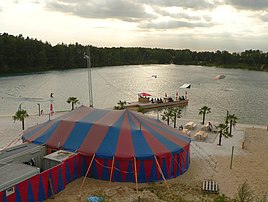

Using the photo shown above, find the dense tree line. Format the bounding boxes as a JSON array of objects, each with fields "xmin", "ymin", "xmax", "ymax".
[{"xmin": 1, "ymin": 33, "xmax": 268, "ymax": 74}]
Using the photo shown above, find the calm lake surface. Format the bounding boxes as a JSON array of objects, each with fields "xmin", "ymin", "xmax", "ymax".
[{"xmin": 0, "ymin": 65, "xmax": 267, "ymax": 125}]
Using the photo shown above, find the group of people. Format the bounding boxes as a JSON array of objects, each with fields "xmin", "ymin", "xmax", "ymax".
[
  {"xmin": 148, "ymin": 91, "xmax": 188, "ymax": 104},
  {"xmin": 150, "ymin": 95, "xmax": 185, "ymax": 103},
  {"xmin": 167, "ymin": 97, "xmax": 174, "ymax": 102},
  {"xmin": 150, "ymin": 97, "xmax": 164, "ymax": 103},
  {"xmin": 178, "ymin": 96, "xmax": 186, "ymax": 100},
  {"xmin": 174, "ymin": 91, "xmax": 188, "ymax": 100}
]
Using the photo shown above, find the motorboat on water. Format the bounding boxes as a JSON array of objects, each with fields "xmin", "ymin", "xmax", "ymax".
[
  {"xmin": 214, "ymin": 74, "xmax": 226, "ymax": 79},
  {"xmin": 180, "ymin": 83, "xmax": 191, "ymax": 88}
]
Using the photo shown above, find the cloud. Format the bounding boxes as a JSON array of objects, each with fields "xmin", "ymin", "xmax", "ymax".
[
  {"xmin": 153, "ymin": 8, "xmax": 201, "ymax": 20},
  {"xmin": 44, "ymin": 0, "xmax": 218, "ymax": 34},
  {"xmin": 151, "ymin": 7, "xmax": 213, "ymax": 22},
  {"xmin": 145, "ymin": 0, "xmax": 218, "ymax": 10},
  {"xmin": 260, "ymin": 12, "xmax": 268, "ymax": 21},
  {"xmin": 32, "ymin": 0, "xmax": 42, "ymax": 4},
  {"xmin": 45, "ymin": 0, "xmax": 220, "ymax": 23},
  {"xmin": 226, "ymin": 0, "xmax": 268, "ymax": 10},
  {"xmin": 140, "ymin": 19, "xmax": 213, "ymax": 29},
  {"xmin": 45, "ymin": 0, "xmax": 155, "ymax": 22}
]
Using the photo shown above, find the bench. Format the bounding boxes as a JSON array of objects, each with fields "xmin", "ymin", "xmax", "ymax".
[
  {"xmin": 194, "ymin": 131, "xmax": 208, "ymax": 141},
  {"xmin": 185, "ymin": 122, "xmax": 196, "ymax": 130},
  {"xmin": 202, "ymin": 180, "xmax": 219, "ymax": 193},
  {"xmin": 180, "ymin": 129, "xmax": 191, "ymax": 137}
]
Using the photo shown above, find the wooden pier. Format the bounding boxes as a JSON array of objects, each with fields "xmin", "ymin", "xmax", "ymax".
[{"xmin": 125, "ymin": 99, "xmax": 189, "ymax": 112}]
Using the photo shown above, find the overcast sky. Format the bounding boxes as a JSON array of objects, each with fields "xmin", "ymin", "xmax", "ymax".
[{"xmin": 1, "ymin": 0, "xmax": 268, "ymax": 52}]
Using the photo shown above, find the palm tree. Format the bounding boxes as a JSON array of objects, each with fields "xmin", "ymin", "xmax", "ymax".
[
  {"xmin": 118, "ymin": 100, "xmax": 126, "ymax": 109},
  {"xmin": 226, "ymin": 114, "xmax": 238, "ymax": 135},
  {"xmin": 13, "ymin": 109, "xmax": 29, "ymax": 130},
  {"xmin": 235, "ymin": 182, "xmax": 254, "ymax": 202},
  {"xmin": 216, "ymin": 123, "xmax": 231, "ymax": 146},
  {"xmin": 67, "ymin": 97, "xmax": 79, "ymax": 110},
  {"xmin": 161, "ymin": 108, "xmax": 173, "ymax": 125},
  {"xmin": 172, "ymin": 107, "xmax": 182, "ymax": 128},
  {"xmin": 199, "ymin": 106, "xmax": 211, "ymax": 125},
  {"xmin": 114, "ymin": 100, "xmax": 127, "ymax": 110},
  {"xmin": 137, "ymin": 106, "xmax": 145, "ymax": 114}
]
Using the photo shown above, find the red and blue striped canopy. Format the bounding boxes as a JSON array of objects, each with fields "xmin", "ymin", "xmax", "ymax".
[
  {"xmin": 23, "ymin": 106, "xmax": 190, "ymax": 160},
  {"xmin": 22, "ymin": 106, "xmax": 191, "ymax": 182}
]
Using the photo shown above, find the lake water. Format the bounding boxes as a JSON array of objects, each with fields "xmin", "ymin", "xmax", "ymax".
[{"xmin": 0, "ymin": 64, "xmax": 267, "ymax": 125}]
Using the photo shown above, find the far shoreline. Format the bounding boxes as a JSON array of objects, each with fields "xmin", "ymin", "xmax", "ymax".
[{"xmin": 1, "ymin": 63, "xmax": 267, "ymax": 78}]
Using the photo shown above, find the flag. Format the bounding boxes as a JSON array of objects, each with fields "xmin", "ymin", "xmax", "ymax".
[{"xmin": 50, "ymin": 103, "xmax": 54, "ymax": 115}]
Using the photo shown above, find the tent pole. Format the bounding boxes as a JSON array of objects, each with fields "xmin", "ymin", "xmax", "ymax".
[
  {"xmin": 134, "ymin": 156, "xmax": 138, "ymax": 194},
  {"xmin": 109, "ymin": 156, "xmax": 115, "ymax": 186},
  {"xmin": 3, "ymin": 132, "xmax": 23, "ymax": 150},
  {"xmin": 79, "ymin": 154, "xmax": 95, "ymax": 195},
  {"xmin": 154, "ymin": 155, "xmax": 171, "ymax": 194},
  {"xmin": 48, "ymin": 178, "xmax": 55, "ymax": 199}
]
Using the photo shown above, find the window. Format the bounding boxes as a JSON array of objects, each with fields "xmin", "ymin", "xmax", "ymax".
[{"xmin": 6, "ymin": 186, "xmax": 15, "ymax": 196}]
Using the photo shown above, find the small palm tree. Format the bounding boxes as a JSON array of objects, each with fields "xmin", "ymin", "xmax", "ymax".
[
  {"xmin": 172, "ymin": 107, "xmax": 182, "ymax": 128},
  {"xmin": 114, "ymin": 100, "xmax": 127, "ymax": 110},
  {"xmin": 118, "ymin": 100, "xmax": 126, "ymax": 109},
  {"xmin": 226, "ymin": 114, "xmax": 238, "ymax": 135},
  {"xmin": 161, "ymin": 108, "xmax": 173, "ymax": 125},
  {"xmin": 137, "ymin": 106, "xmax": 145, "ymax": 114},
  {"xmin": 235, "ymin": 182, "xmax": 254, "ymax": 202},
  {"xmin": 216, "ymin": 123, "xmax": 230, "ymax": 146},
  {"xmin": 67, "ymin": 97, "xmax": 79, "ymax": 110},
  {"xmin": 199, "ymin": 106, "xmax": 211, "ymax": 125},
  {"xmin": 13, "ymin": 109, "xmax": 29, "ymax": 130}
]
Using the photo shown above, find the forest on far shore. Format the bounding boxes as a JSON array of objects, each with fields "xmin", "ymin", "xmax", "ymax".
[{"xmin": 1, "ymin": 33, "xmax": 268, "ymax": 74}]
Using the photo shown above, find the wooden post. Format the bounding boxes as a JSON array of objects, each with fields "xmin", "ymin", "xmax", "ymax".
[
  {"xmin": 154, "ymin": 155, "xmax": 171, "ymax": 194},
  {"xmin": 134, "ymin": 157, "xmax": 138, "ymax": 194},
  {"xmin": 230, "ymin": 146, "xmax": 234, "ymax": 169},
  {"xmin": 38, "ymin": 103, "xmax": 41, "ymax": 116},
  {"xmin": 48, "ymin": 178, "xmax": 55, "ymax": 199},
  {"xmin": 79, "ymin": 154, "xmax": 95, "ymax": 194},
  {"xmin": 242, "ymin": 142, "xmax": 245, "ymax": 149},
  {"xmin": 109, "ymin": 156, "xmax": 115, "ymax": 185}
]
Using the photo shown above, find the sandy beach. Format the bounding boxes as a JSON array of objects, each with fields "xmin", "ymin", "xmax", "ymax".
[
  {"xmin": 0, "ymin": 112, "xmax": 65, "ymax": 150},
  {"xmin": 1, "ymin": 113, "xmax": 267, "ymax": 201}
]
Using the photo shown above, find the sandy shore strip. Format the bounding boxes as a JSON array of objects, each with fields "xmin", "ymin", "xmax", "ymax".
[
  {"xmin": 0, "ymin": 112, "xmax": 67, "ymax": 149},
  {"xmin": 0, "ymin": 113, "xmax": 267, "ymax": 201}
]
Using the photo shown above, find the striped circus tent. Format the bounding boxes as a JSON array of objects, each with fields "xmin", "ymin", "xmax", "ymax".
[{"xmin": 22, "ymin": 105, "xmax": 190, "ymax": 183}]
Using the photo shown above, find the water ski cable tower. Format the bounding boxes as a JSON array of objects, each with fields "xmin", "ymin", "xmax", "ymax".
[{"xmin": 84, "ymin": 48, "xmax": 93, "ymax": 107}]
